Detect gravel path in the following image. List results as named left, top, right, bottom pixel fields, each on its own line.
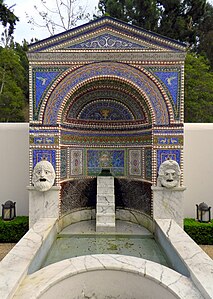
left=0, top=243, right=213, bottom=261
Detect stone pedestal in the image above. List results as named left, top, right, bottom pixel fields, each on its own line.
left=28, top=186, right=60, bottom=228
left=152, top=186, right=186, bottom=228
left=96, top=176, right=115, bottom=232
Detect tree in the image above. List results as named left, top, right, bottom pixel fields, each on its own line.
left=0, top=47, right=26, bottom=122
left=0, top=0, right=19, bottom=36
left=197, top=3, right=213, bottom=69
left=27, top=0, right=89, bottom=36
left=184, top=53, right=213, bottom=122
left=97, top=0, right=161, bottom=31
left=96, top=0, right=208, bottom=47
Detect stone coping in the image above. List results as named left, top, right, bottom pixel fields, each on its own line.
left=13, top=254, right=203, bottom=299
left=155, top=219, right=213, bottom=299
left=0, top=218, right=57, bottom=299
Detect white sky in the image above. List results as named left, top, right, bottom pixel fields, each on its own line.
left=2, top=0, right=213, bottom=44
left=3, top=0, right=99, bottom=43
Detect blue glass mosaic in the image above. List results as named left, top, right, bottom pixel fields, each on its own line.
left=34, top=71, right=60, bottom=108
left=44, top=63, right=169, bottom=125
left=157, top=149, right=180, bottom=170
left=154, top=71, right=179, bottom=106
left=68, top=33, right=148, bottom=49
left=87, top=149, right=125, bottom=176
left=33, top=149, right=56, bottom=169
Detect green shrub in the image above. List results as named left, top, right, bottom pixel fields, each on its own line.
left=0, top=216, right=29, bottom=243
left=184, top=218, right=213, bottom=245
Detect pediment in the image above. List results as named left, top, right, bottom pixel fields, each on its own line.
left=29, top=17, right=186, bottom=53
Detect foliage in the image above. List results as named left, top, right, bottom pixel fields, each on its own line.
left=0, top=216, right=29, bottom=243
left=0, top=0, right=19, bottom=36
left=0, top=46, right=26, bottom=122
left=96, top=0, right=206, bottom=45
left=184, top=52, right=213, bottom=122
left=26, top=0, right=89, bottom=36
left=184, top=218, right=213, bottom=245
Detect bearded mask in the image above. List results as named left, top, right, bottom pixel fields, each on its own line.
left=32, top=160, right=55, bottom=191
left=157, top=160, right=181, bottom=188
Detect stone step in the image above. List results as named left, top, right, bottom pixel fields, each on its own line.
left=97, top=186, right=114, bottom=194
left=96, top=195, right=115, bottom=203
left=96, top=213, right=115, bottom=223
left=96, top=205, right=115, bottom=214
left=96, top=223, right=116, bottom=232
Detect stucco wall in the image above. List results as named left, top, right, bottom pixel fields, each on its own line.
left=0, top=123, right=29, bottom=216
left=0, top=123, right=212, bottom=218
left=184, top=123, right=213, bottom=218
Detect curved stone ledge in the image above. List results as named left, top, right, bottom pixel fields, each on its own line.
left=13, top=254, right=203, bottom=299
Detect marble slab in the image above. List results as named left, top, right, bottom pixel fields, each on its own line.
left=152, top=186, right=186, bottom=228
left=13, top=254, right=204, bottom=299
left=28, top=186, right=60, bottom=228
left=0, top=218, right=57, bottom=299
left=155, top=219, right=213, bottom=299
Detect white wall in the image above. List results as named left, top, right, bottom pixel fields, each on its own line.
left=184, top=123, right=213, bottom=218
left=0, top=123, right=29, bottom=216
left=0, top=123, right=212, bottom=218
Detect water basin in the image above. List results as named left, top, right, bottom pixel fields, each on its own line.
left=42, top=234, right=171, bottom=269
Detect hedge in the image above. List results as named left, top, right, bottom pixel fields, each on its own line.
left=0, top=217, right=212, bottom=245
left=184, top=218, right=213, bottom=245
left=0, top=216, right=29, bottom=243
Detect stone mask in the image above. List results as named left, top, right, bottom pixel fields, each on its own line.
left=32, top=160, right=55, bottom=191
left=157, top=159, right=181, bottom=188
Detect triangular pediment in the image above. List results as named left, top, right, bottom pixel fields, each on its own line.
left=29, top=17, right=186, bottom=53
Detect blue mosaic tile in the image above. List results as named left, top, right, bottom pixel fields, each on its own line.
left=157, top=149, right=181, bottom=170
left=154, top=71, right=179, bottom=106
left=33, top=149, right=56, bottom=169
left=68, top=33, right=148, bottom=49
left=87, top=149, right=125, bottom=176
left=34, top=71, right=60, bottom=108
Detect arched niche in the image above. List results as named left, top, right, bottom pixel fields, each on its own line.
left=40, top=62, right=172, bottom=125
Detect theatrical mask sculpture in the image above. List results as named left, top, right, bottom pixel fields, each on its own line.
left=32, top=160, right=55, bottom=191
left=157, top=159, right=181, bottom=188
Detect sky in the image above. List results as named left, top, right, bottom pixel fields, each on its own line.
left=3, top=0, right=99, bottom=43
left=2, top=0, right=213, bottom=44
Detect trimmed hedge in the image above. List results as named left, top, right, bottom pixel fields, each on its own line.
left=184, top=218, right=213, bottom=245
left=0, top=216, right=29, bottom=243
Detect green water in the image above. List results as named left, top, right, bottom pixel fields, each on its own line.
left=42, top=234, right=170, bottom=269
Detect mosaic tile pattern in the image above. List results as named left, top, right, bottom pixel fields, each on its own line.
left=78, top=99, right=134, bottom=121
left=70, top=149, right=83, bottom=176
left=87, top=149, right=125, bottom=176
left=61, top=130, right=152, bottom=146
left=43, top=62, right=169, bottom=125
left=68, top=33, right=148, bottom=49
left=129, top=149, right=142, bottom=176
left=60, top=149, right=67, bottom=179
left=64, top=82, right=148, bottom=123
left=33, top=149, right=56, bottom=169
left=157, top=149, right=181, bottom=170
left=144, top=148, right=152, bottom=180
left=28, top=17, right=185, bottom=190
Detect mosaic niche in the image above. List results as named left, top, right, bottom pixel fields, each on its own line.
left=87, top=149, right=125, bottom=177
left=115, top=178, right=152, bottom=215
left=60, top=178, right=97, bottom=215
left=128, top=149, right=142, bottom=176
left=70, top=149, right=83, bottom=176
left=33, top=149, right=56, bottom=169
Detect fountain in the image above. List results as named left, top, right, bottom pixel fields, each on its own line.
left=0, top=16, right=213, bottom=299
